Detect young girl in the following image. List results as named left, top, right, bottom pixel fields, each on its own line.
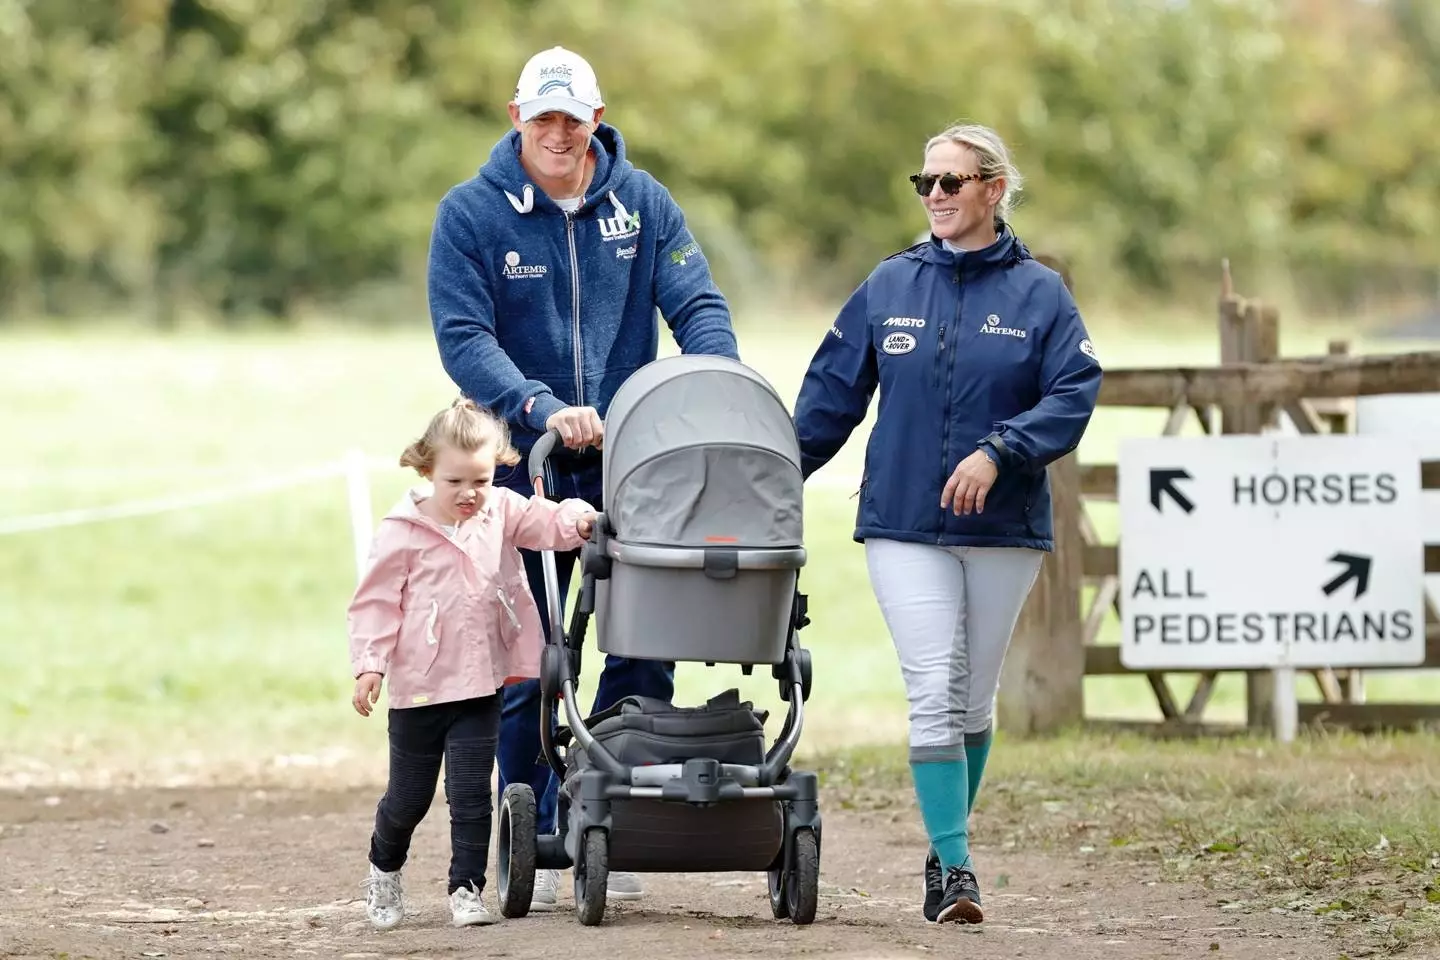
left=348, top=398, right=596, bottom=929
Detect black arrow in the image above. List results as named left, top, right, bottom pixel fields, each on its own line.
left=1322, top=552, right=1372, bottom=599
left=1149, top=468, right=1194, bottom=514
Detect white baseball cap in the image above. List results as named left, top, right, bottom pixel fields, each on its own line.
left=513, top=46, right=604, bottom=123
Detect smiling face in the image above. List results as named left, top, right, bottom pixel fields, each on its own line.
left=509, top=105, right=602, bottom=198
left=919, top=140, right=1005, bottom=249
left=422, top=443, right=496, bottom=527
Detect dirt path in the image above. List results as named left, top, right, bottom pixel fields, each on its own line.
left=0, top=785, right=1343, bottom=960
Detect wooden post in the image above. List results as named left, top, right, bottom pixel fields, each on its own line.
left=1217, top=265, right=1279, bottom=730
left=1321, top=339, right=1365, bottom=704
left=998, top=252, right=1084, bottom=735
left=1251, top=302, right=1281, bottom=430
left=998, top=453, right=1085, bottom=734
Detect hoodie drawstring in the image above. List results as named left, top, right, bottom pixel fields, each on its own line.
left=505, top=185, right=535, bottom=214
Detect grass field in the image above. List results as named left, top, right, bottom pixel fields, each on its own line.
left=2, top=306, right=1438, bottom=789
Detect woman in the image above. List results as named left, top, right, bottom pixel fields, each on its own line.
left=792, top=123, right=1102, bottom=924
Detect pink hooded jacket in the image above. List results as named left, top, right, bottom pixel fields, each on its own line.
left=347, top=485, right=592, bottom=709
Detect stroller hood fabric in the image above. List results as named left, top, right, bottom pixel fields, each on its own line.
left=602, top=356, right=803, bottom=548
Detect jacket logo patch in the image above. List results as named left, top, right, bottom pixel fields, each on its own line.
left=1079, top=338, right=1098, bottom=360
left=980, top=314, right=1027, bottom=339
left=502, top=250, right=548, bottom=280
left=884, top=316, right=926, bottom=328
left=882, top=332, right=916, bottom=355
left=668, top=240, right=702, bottom=266
left=599, top=209, right=641, bottom=241
left=668, top=240, right=701, bottom=265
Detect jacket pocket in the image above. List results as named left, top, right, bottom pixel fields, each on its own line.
left=494, top=584, right=523, bottom=649
left=404, top=598, right=445, bottom=676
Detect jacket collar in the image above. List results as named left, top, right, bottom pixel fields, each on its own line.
left=907, top=222, right=1032, bottom=274
left=384, top=485, right=492, bottom=536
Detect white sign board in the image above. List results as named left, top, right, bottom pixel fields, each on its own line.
left=1355, top=392, right=1440, bottom=615
left=1119, top=435, right=1425, bottom=670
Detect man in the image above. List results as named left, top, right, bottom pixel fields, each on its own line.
left=425, top=46, right=740, bottom=909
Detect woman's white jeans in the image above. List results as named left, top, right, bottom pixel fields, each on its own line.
left=864, top=538, right=1044, bottom=762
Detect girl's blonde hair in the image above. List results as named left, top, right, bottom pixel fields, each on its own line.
left=924, top=122, right=1024, bottom=225
left=399, top=397, right=521, bottom=473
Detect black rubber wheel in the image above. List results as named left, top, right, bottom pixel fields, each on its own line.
left=496, top=784, right=537, bottom=918
left=785, top=829, right=819, bottom=925
left=767, top=864, right=790, bottom=919
left=574, top=828, right=609, bottom=926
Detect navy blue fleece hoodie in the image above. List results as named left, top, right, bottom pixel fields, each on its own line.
left=427, top=123, right=739, bottom=455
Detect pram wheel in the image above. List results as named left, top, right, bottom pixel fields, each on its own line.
left=769, top=827, right=819, bottom=925
left=766, top=865, right=789, bottom=919
left=496, top=784, right=537, bottom=918
left=574, top=828, right=609, bottom=926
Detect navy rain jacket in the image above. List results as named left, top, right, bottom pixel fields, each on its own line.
left=793, top=228, right=1102, bottom=551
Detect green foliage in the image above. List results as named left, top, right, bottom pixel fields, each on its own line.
left=1, top=0, right=1437, bottom=321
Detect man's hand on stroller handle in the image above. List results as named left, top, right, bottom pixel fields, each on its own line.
left=545, top=406, right=604, bottom=451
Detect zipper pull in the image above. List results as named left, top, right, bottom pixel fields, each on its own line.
left=938, top=324, right=946, bottom=351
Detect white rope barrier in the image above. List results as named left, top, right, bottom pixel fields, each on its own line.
left=0, top=460, right=353, bottom=538
left=0, top=451, right=861, bottom=589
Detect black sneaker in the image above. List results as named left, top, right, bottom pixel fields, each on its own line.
left=922, top=850, right=943, bottom=922
left=935, top=866, right=983, bottom=924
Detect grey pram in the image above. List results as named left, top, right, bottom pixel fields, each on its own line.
left=494, top=355, right=822, bottom=926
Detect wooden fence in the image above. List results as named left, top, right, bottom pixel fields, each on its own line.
left=997, top=263, right=1440, bottom=737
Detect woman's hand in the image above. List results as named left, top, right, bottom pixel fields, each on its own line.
left=353, top=673, right=383, bottom=716
left=941, top=449, right=999, bottom=516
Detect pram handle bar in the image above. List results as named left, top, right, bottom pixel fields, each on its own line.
left=527, top=427, right=568, bottom=658
left=527, top=427, right=631, bottom=781
left=605, top=541, right=806, bottom=571
left=527, top=427, right=562, bottom=493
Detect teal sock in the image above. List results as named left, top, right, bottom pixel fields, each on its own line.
left=965, top=729, right=994, bottom=817
left=910, top=757, right=969, bottom=873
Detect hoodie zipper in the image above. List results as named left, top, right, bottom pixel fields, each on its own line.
left=565, top=212, right=584, bottom=406
left=939, top=263, right=963, bottom=544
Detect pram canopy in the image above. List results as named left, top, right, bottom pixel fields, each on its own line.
left=601, top=356, right=803, bottom=548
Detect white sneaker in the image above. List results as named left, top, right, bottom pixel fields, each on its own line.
left=362, top=863, right=404, bottom=930
left=607, top=871, right=644, bottom=900
left=529, top=868, right=559, bottom=912
left=450, top=882, right=496, bottom=927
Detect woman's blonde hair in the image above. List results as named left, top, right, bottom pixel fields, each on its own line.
left=924, top=122, right=1024, bottom=225
left=399, top=397, right=521, bottom=473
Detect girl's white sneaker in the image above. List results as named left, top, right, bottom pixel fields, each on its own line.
left=362, top=864, right=404, bottom=930
left=450, top=883, right=496, bottom=926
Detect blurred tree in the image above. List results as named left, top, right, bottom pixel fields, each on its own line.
left=0, top=0, right=1436, bottom=322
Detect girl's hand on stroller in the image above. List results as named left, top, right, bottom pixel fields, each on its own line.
left=352, top=673, right=383, bottom=716
left=546, top=406, right=604, bottom=450
left=576, top=511, right=598, bottom=540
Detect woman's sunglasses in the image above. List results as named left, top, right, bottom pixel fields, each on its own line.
left=908, top=172, right=983, bottom=197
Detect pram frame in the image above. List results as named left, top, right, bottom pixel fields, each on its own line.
left=494, top=426, right=823, bottom=927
